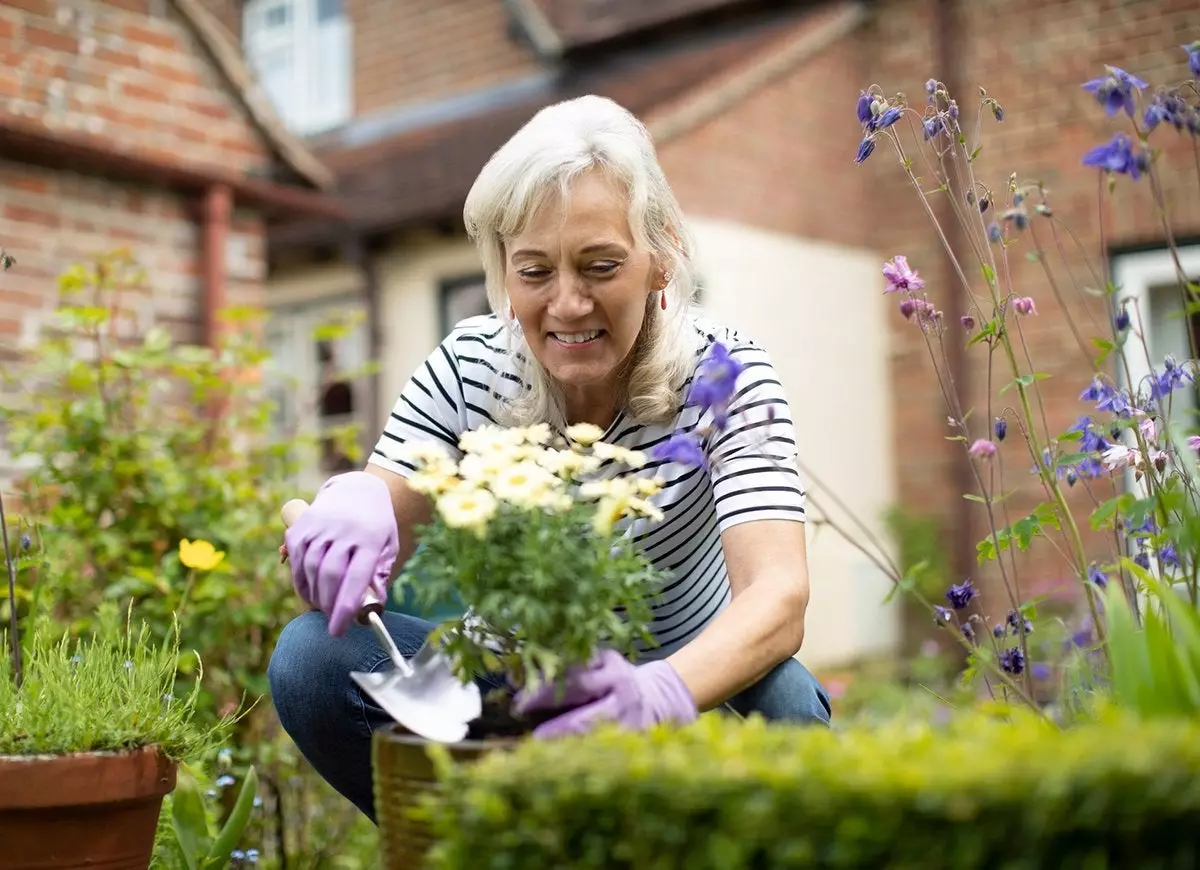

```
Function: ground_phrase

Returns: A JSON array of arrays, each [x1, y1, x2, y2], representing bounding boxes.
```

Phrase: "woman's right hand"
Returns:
[[284, 471, 400, 637]]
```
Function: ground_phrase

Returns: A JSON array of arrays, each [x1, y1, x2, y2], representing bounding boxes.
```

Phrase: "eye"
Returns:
[[587, 260, 621, 276], [517, 267, 552, 282]]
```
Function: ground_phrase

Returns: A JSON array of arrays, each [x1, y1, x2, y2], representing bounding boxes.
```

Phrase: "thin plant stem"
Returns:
[[1, 490, 22, 688]]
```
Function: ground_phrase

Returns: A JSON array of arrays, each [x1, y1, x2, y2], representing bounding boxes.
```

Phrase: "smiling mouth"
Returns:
[[549, 329, 605, 346]]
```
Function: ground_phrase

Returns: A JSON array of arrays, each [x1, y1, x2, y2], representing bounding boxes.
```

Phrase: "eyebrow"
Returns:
[[510, 242, 628, 260]]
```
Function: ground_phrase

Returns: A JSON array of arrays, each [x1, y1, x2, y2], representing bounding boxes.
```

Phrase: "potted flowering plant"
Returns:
[[0, 491, 255, 870], [369, 421, 668, 863]]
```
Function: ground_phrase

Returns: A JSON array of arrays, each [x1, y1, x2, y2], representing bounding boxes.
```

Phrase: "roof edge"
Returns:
[[169, 0, 335, 191], [505, 0, 566, 58], [646, 1, 868, 146]]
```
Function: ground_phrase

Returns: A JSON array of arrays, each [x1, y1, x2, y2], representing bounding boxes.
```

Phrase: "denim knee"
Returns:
[[726, 656, 832, 725]]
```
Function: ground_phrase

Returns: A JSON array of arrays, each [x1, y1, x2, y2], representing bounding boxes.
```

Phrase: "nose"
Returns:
[[547, 273, 594, 321]]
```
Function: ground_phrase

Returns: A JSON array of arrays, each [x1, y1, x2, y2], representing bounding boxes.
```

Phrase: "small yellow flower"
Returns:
[[490, 460, 561, 507], [592, 496, 630, 537], [519, 423, 553, 445], [459, 425, 523, 455], [565, 423, 604, 446], [179, 538, 225, 571], [534, 448, 601, 478], [437, 486, 498, 533], [395, 441, 452, 467], [407, 465, 458, 496], [591, 441, 647, 468]]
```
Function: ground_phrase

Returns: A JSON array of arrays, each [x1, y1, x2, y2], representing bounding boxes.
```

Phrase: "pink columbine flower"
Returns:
[[1101, 444, 1134, 470], [883, 255, 925, 294], [1139, 416, 1156, 443], [1188, 435, 1200, 452], [1013, 296, 1038, 316], [968, 439, 998, 459]]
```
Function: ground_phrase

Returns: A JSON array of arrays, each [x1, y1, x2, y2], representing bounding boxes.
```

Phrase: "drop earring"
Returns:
[[660, 290, 668, 310]]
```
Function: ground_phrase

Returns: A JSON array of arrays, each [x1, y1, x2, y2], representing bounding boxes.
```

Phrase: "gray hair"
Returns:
[[462, 94, 700, 429]]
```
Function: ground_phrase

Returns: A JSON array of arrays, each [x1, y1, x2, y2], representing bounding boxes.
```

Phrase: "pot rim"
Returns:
[[375, 723, 521, 751], [0, 744, 177, 810], [0, 743, 169, 763]]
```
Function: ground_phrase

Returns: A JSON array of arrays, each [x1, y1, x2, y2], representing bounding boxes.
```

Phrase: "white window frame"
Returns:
[[243, 0, 353, 136], [265, 294, 369, 492], [1111, 244, 1200, 501]]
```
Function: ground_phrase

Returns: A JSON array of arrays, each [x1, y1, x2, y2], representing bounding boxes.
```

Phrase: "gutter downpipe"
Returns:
[[936, 0, 975, 584], [201, 183, 232, 350]]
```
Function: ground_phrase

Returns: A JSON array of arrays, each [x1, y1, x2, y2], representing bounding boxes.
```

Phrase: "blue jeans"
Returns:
[[268, 610, 831, 822]]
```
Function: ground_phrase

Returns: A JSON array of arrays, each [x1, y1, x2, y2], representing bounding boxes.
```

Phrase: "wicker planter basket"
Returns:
[[373, 724, 516, 869]]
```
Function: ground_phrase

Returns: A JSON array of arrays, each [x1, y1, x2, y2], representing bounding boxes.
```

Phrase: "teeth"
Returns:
[[553, 330, 601, 344]]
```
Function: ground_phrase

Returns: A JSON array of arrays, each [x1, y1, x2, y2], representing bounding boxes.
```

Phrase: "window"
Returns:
[[265, 297, 369, 491], [439, 274, 492, 337], [243, 0, 352, 135], [1112, 244, 1200, 493]]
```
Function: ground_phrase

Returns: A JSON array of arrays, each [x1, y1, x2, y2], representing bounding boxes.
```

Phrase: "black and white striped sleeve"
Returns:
[[704, 343, 807, 531], [368, 336, 465, 478]]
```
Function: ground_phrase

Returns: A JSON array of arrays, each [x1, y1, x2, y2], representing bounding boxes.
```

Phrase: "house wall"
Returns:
[[0, 0, 275, 353], [347, 0, 540, 118], [865, 0, 1200, 610], [688, 216, 901, 668]]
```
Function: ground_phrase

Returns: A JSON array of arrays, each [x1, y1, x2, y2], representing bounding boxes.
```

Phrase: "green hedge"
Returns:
[[423, 710, 1200, 869]]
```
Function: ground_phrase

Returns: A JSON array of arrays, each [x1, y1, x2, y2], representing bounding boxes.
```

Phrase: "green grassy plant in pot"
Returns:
[[0, 499, 241, 870], [372, 423, 668, 866]]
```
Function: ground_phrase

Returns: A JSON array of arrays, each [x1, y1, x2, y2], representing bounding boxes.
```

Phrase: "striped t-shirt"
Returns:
[[369, 312, 807, 660]]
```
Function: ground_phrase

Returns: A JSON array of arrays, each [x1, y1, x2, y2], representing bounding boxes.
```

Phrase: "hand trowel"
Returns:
[[280, 499, 482, 744]]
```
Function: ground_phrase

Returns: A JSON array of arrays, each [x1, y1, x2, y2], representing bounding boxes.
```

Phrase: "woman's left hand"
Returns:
[[514, 649, 698, 739]]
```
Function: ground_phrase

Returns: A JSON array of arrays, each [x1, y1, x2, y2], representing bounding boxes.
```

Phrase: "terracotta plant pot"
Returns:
[[374, 724, 516, 869], [0, 745, 177, 870]]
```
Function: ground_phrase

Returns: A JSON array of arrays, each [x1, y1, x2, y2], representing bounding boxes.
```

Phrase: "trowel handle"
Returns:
[[280, 497, 384, 626]]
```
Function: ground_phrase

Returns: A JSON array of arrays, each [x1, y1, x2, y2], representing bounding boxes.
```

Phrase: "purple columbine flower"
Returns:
[[856, 91, 873, 125], [960, 314, 975, 330], [687, 341, 744, 428], [933, 605, 953, 625], [999, 646, 1026, 675], [986, 221, 1003, 243], [1159, 543, 1180, 568], [1134, 551, 1151, 570], [945, 578, 977, 610], [1007, 609, 1033, 635], [899, 298, 918, 319], [968, 439, 997, 460], [882, 255, 925, 294], [961, 622, 975, 642], [1087, 565, 1108, 589], [1013, 296, 1037, 316], [1082, 65, 1148, 118], [854, 136, 876, 164], [994, 417, 1007, 442], [19, 533, 31, 551], [874, 106, 902, 129], [651, 431, 707, 469], [1184, 41, 1200, 79], [1114, 307, 1131, 331], [923, 116, 945, 140], [992, 624, 1006, 639], [1031, 663, 1050, 681], [1082, 133, 1149, 180]]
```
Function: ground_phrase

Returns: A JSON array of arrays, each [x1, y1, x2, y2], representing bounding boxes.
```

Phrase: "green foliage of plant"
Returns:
[[398, 426, 665, 690], [424, 710, 1200, 869], [0, 250, 333, 720], [0, 602, 233, 758], [1, 250, 381, 866]]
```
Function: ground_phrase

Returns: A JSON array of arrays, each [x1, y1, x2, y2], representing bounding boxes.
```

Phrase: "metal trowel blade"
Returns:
[[351, 669, 474, 744]]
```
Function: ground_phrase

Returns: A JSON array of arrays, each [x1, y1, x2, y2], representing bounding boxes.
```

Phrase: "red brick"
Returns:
[[3, 0, 51, 17], [122, 22, 178, 51], [25, 26, 77, 53]]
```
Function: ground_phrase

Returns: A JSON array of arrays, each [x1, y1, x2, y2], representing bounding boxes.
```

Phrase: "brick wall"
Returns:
[[0, 0, 275, 356], [348, 0, 541, 117], [654, 0, 1200, 620], [657, 29, 870, 251], [864, 0, 1200, 610]]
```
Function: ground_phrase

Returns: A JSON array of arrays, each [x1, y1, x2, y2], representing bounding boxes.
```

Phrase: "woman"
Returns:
[[269, 95, 831, 822]]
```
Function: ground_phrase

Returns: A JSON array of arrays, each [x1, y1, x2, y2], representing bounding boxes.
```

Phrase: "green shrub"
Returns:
[[425, 711, 1200, 869]]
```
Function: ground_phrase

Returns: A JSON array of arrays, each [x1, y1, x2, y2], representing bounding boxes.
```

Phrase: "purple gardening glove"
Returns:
[[284, 472, 399, 637], [514, 649, 698, 739]]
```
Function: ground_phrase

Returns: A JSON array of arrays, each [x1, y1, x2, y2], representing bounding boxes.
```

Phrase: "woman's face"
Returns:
[[505, 170, 661, 416]]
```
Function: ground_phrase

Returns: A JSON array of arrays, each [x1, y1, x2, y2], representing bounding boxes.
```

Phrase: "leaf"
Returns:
[[1092, 337, 1114, 366], [170, 764, 211, 870], [999, 373, 1051, 395], [204, 765, 258, 869], [980, 263, 996, 285]]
